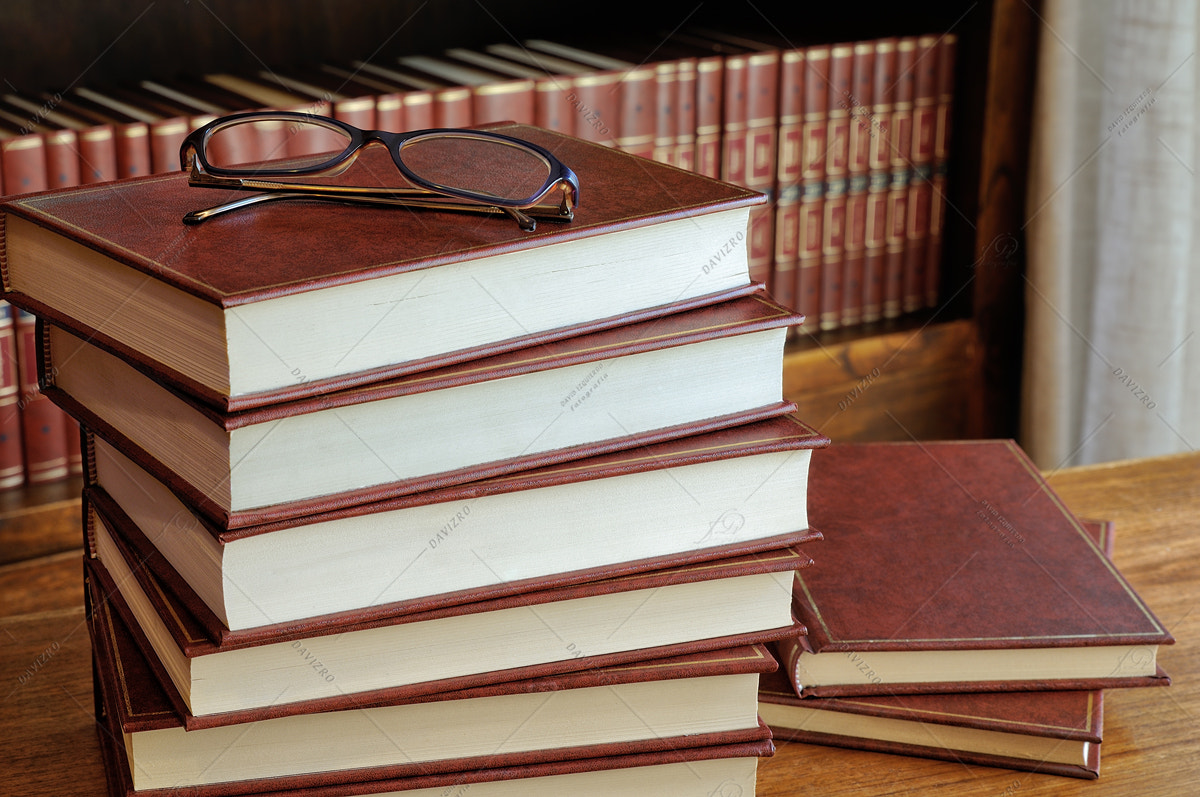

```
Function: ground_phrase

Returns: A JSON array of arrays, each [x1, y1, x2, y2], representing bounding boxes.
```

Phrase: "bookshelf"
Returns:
[[0, 0, 1037, 549]]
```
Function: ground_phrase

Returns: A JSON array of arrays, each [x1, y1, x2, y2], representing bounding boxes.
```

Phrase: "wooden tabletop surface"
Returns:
[[1, 451, 1196, 796]]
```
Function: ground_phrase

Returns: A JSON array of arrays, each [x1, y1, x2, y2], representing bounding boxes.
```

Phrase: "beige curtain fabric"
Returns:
[[1023, 0, 1200, 468]]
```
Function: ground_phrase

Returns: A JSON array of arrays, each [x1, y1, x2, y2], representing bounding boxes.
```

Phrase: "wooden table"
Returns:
[[1, 452, 1196, 795]]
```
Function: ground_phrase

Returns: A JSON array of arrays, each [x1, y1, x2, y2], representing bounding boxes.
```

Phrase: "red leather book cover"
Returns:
[[45, 291, 799, 527], [771, 48, 805, 318], [782, 440, 1174, 697], [396, 54, 537, 127], [695, 54, 724, 178], [0, 132, 48, 196], [883, 38, 916, 319], [925, 33, 957, 309], [795, 45, 830, 329], [3, 121, 763, 411], [719, 53, 748, 190], [14, 308, 67, 483], [616, 64, 657, 160], [439, 47, 574, 134], [88, 571, 774, 793], [862, 38, 897, 323], [653, 60, 679, 165], [760, 518, 1116, 780], [0, 301, 22, 487], [744, 50, 780, 292], [673, 57, 698, 170], [818, 44, 853, 331], [840, 42, 875, 327], [902, 35, 939, 314], [43, 129, 82, 189]]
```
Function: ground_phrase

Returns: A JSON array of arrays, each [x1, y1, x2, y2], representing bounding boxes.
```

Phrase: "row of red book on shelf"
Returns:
[[0, 301, 80, 488], [0, 29, 956, 338]]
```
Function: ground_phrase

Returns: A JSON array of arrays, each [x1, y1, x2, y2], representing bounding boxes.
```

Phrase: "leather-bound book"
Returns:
[[779, 440, 1173, 696], [795, 45, 830, 330], [759, 518, 1119, 780], [84, 496, 807, 720], [901, 35, 940, 314], [87, 412, 828, 632], [441, 47, 575, 134], [13, 308, 68, 483], [0, 300, 23, 487], [396, 54, 537, 127], [839, 41, 875, 328], [818, 43, 853, 332], [771, 47, 805, 318], [925, 33, 958, 309], [882, 38, 916, 319], [1, 122, 764, 411], [87, 570, 775, 794], [861, 37, 897, 323], [43, 292, 800, 527]]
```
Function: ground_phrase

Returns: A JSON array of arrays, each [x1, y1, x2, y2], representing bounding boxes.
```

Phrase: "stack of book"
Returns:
[[757, 440, 1174, 779], [1, 123, 831, 794], [0, 27, 957, 347]]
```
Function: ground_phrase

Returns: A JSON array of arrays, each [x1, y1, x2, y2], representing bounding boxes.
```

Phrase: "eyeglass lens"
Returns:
[[202, 118, 555, 203]]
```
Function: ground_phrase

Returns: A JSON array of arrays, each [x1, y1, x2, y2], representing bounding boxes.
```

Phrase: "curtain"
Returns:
[[1023, 0, 1200, 468]]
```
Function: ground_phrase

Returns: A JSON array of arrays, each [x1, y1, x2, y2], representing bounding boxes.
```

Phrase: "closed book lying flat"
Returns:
[[45, 292, 798, 527], [86, 494, 806, 722], [758, 666, 1102, 779], [88, 570, 775, 794], [88, 413, 828, 633], [0, 122, 765, 411], [93, 682, 773, 797], [759, 520, 1118, 780], [780, 440, 1172, 696]]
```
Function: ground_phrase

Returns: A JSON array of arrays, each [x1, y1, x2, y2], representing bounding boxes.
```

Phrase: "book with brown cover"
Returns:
[[1, 122, 764, 411], [925, 33, 957, 309], [87, 412, 828, 633], [901, 35, 940, 314], [861, 38, 897, 323], [882, 38, 916, 319], [839, 42, 875, 327], [85, 494, 808, 721], [87, 567, 775, 794], [779, 440, 1173, 696], [819, 43, 853, 332], [0, 300, 22, 487], [43, 292, 800, 527], [14, 308, 68, 483], [759, 518, 1117, 780], [771, 47, 805, 318], [795, 45, 829, 330]]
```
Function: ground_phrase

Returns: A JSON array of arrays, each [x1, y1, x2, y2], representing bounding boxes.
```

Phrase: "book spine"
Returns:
[[403, 90, 436, 130], [43, 129, 83, 189], [0, 301, 23, 488], [795, 46, 830, 329], [0, 132, 48, 196], [534, 77, 573, 133], [148, 117, 190, 175], [15, 310, 68, 484], [434, 87, 473, 128], [615, 65, 656, 159], [744, 50, 781, 294], [653, 60, 679, 165], [902, 35, 939, 313], [373, 92, 406, 132], [840, 42, 875, 328], [819, 45, 853, 332], [472, 80, 537, 126], [883, 38, 917, 319], [694, 55, 724, 178], [565, 71, 620, 147], [331, 95, 378, 129], [862, 38, 897, 323], [720, 53, 748, 188], [674, 57, 699, 172], [772, 48, 805, 318], [925, 33, 957, 309], [115, 121, 152, 178], [78, 125, 120, 184]]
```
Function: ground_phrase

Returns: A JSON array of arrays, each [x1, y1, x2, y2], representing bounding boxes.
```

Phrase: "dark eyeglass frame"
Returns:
[[179, 111, 581, 230]]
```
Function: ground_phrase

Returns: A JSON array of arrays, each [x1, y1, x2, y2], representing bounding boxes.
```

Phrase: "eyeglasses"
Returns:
[[179, 111, 580, 230]]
